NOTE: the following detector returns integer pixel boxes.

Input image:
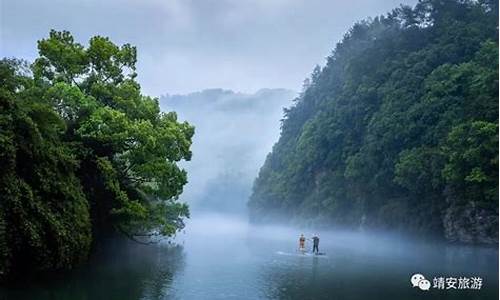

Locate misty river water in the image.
[1,213,498,300]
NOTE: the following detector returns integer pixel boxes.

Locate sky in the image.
[1,0,416,96]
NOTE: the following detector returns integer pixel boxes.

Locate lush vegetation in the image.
[249,0,498,243]
[0,31,194,280]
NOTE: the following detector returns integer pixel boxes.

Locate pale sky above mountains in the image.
[2,0,416,96]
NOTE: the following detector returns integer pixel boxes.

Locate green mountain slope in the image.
[249,0,499,244]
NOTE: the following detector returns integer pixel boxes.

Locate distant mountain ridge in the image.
[161,88,294,111]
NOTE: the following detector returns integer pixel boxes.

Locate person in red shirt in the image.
[299,234,306,252]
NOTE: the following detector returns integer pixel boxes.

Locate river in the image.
[1,213,498,300]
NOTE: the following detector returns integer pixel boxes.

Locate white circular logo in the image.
[418,279,431,291]
[411,273,425,287]
[411,274,430,291]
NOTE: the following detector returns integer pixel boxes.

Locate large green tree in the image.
[0,31,194,280]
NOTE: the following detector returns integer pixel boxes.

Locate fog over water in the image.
[3,213,497,299]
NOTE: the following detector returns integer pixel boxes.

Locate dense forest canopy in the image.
[249,0,499,244]
[0,31,193,280]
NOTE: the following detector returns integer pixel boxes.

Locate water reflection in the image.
[0,238,185,300]
[257,229,498,300]
[0,214,497,300]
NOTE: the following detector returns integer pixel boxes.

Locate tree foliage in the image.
[249,0,498,243]
[0,31,193,279]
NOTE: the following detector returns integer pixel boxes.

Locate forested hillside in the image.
[0,31,193,280]
[249,0,498,243]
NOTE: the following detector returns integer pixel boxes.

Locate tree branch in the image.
[115,225,159,245]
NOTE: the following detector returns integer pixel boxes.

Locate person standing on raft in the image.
[312,234,320,254]
[299,234,306,252]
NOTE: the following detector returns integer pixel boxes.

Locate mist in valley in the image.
[160,88,295,215]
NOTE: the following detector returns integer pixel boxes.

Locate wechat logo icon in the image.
[411,273,431,291]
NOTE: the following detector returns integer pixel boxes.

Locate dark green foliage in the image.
[0,31,193,280]
[0,59,91,278]
[249,0,498,243]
